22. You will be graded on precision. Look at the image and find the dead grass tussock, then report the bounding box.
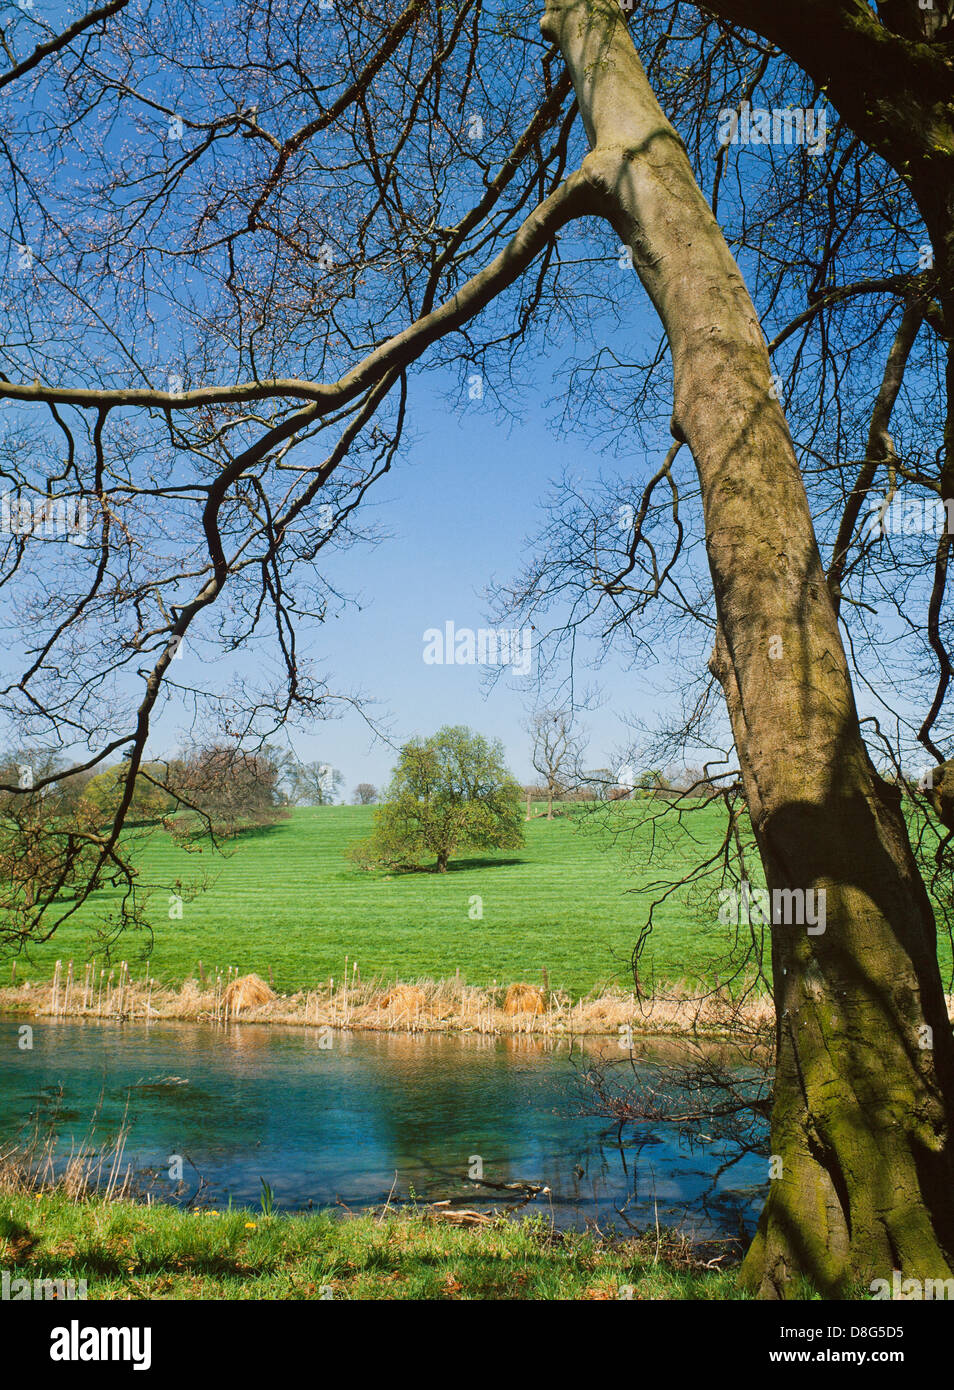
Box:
[223,973,275,1014]
[504,983,546,1016]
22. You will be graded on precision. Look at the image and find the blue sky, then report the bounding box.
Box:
[151,363,688,793]
[2,6,925,796]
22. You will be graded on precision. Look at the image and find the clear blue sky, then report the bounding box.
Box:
[149,360,687,793]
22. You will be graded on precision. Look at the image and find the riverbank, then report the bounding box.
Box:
[0,971,777,1039]
[0,1188,751,1300]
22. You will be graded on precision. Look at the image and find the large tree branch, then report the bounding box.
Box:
[697,0,954,217]
[827,298,925,613]
[767,274,944,353]
[0,171,592,415]
[0,0,131,92]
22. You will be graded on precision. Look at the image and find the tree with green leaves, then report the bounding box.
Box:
[81,762,175,826]
[3,0,954,1297]
[351,726,523,872]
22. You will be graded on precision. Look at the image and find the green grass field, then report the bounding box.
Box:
[9,801,754,999]
[0,1191,751,1300]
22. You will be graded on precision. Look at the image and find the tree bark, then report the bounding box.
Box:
[542,0,954,1296]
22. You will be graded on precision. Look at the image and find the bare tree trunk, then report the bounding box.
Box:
[543,0,954,1296]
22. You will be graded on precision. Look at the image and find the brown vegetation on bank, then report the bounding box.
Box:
[504,983,546,1016]
[6,958,951,1042]
[0,961,787,1039]
[223,973,275,1014]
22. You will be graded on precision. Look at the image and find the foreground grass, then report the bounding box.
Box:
[0,1191,747,1300]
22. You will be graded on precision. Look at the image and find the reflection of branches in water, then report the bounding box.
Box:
[578,1126,755,1264]
[573,1031,772,1238]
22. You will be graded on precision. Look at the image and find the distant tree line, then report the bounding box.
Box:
[0,740,348,936]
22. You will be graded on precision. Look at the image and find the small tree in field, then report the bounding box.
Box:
[352,783,377,805]
[528,709,586,820]
[281,756,343,806]
[82,761,176,825]
[166,744,290,838]
[350,726,523,873]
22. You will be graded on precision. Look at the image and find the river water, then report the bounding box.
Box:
[0,1019,767,1238]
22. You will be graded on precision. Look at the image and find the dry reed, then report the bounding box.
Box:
[5,964,951,1044]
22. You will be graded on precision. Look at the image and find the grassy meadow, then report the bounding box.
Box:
[8,800,754,1000]
[0,1190,751,1300]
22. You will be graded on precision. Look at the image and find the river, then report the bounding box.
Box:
[0,1019,767,1238]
